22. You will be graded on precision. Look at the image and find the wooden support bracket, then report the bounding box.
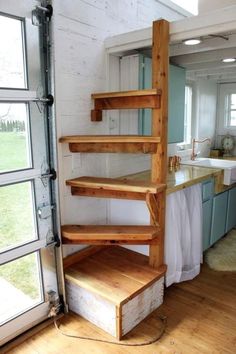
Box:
[146,193,160,226]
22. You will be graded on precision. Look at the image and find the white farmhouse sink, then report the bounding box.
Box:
[181,158,236,185]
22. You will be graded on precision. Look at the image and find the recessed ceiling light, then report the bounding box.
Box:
[222,58,236,63]
[183,38,202,45]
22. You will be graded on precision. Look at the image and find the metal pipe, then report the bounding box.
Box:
[191,137,211,160]
[36,5,50,13]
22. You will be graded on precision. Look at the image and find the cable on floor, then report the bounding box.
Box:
[54,315,167,347]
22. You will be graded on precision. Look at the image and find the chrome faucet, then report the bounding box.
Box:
[191,138,211,161]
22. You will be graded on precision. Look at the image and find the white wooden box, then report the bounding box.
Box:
[65,247,165,339]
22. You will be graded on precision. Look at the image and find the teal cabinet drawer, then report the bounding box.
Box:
[202,179,214,202]
[211,191,228,245]
[202,199,213,251]
[225,186,236,233]
[138,55,186,143]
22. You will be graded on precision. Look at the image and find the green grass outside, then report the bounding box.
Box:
[0,132,40,300]
[0,132,29,172]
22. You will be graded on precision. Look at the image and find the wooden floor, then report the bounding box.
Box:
[5,264,236,354]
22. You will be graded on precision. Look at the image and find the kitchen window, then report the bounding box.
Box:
[217,83,236,134]
[225,93,236,127]
[177,84,192,149]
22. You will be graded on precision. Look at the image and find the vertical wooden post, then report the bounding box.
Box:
[149,20,169,268]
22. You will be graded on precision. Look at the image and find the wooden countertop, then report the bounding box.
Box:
[121,165,223,194]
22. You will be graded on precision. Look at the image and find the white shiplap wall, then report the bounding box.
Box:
[52,0,185,256]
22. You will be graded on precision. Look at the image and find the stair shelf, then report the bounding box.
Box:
[59,135,160,154]
[91,88,162,121]
[59,19,169,339]
[61,225,160,245]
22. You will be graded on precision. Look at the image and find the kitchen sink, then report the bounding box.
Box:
[181,158,236,185]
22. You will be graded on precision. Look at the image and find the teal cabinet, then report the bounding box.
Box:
[225,186,236,233]
[138,55,186,143]
[168,65,186,143]
[202,179,214,251]
[210,191,228,245]
[202,179,213,202]
[201,181,236,250]
[202,199,213,251]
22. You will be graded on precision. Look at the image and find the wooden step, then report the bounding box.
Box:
[59,135,160,154]
[91,89,161,121]
[92,89,162,100]
[61,225,160,245]
[66,176,166,200]
[65,246,166,339]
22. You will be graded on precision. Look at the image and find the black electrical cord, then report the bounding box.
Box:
[54,315,167,347]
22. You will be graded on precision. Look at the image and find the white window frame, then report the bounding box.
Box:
[217,83,236,135]
[177,84,193,149]
[225,93,236,128]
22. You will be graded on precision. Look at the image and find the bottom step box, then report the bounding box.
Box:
[65,246,166,339]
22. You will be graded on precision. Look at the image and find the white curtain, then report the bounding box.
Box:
[165,183,203,287]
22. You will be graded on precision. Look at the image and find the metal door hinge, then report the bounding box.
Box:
[37,94,54,106]
[40,168,57,187]
[41,168,57,180]
[46,230,61,248]
[38,204,54,219]
[32,4,53,26]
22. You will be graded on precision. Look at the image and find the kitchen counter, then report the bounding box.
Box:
[121,165,223,194]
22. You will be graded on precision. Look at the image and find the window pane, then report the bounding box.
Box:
[230,110,236,126]
[0,15,26,88]
[0,103,31,173]
[231,94,236,110]
[0,181,37,252]
[184,86,192,144]
[0,252,43,325]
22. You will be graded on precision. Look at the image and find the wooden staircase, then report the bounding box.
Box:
[59,19,169,339]
[60,19,168,265]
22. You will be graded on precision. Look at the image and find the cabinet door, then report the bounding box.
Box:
[211,191,228,245]
[139,56,186,143]
[225,186,236,232]
[169,65,186,143]
[202,199,212,251]
[202,179,214,202]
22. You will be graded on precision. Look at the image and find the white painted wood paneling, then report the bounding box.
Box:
[198,0,236,14]
[122,277,164,336]
[66,280,117,337]
[192,79,217,156]
[120,55,140,135]
[109,199,150,255]
[65,276,164,338]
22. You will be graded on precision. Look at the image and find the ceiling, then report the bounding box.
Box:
[170,31,236,81]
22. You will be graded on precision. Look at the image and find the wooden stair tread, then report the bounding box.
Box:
[61,225,160,245]
[65,246,166,305]
[91,89,161,121]
[91,89,161,99]
[66,176,166,194]
[59,135,160,144]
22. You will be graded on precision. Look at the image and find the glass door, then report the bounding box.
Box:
[0,1,61,345]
